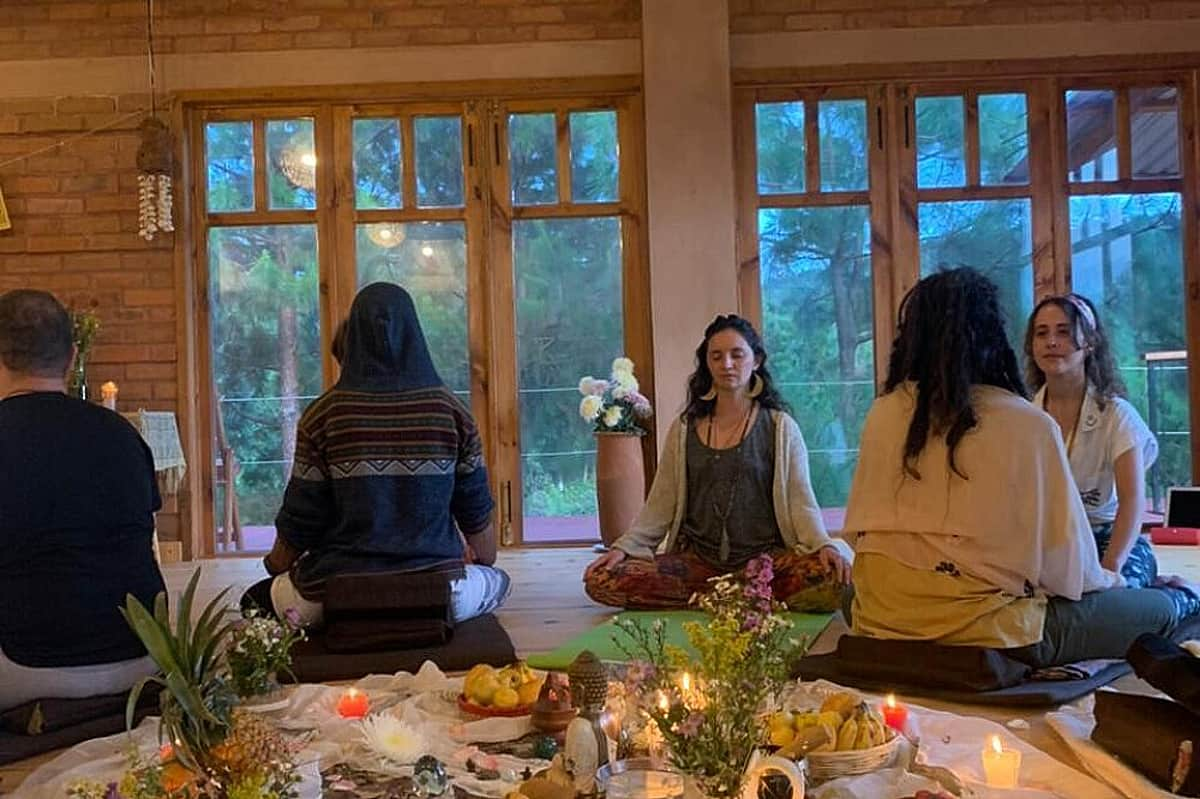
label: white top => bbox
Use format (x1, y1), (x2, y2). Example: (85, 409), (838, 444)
(1033, 387), (1158, 526)
(843, 383), (1122, 600)
(612, 410), (853, 562)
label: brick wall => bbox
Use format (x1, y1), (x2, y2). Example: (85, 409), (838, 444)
(0, 1), (639, 550)
(0, 0), (642, 61)
(0, 92), (182, 537)
(731, 0), (1199, 33)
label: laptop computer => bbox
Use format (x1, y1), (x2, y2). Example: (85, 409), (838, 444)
(1150, 487), (1200, 545)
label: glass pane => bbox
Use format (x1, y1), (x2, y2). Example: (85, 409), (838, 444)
(1066, 90), (1116, 182)
(759, 206), (873, 507)
(819, 100), (868, 192)
(208, 225), (322, 553)
(205, 121), (254, 213)
(756, 101), (805, 194)
(916, 96), (965, 188)
(514, 217), (623, 543)
(414, 116), (464, 208)
(353, 118), (402, 210)
(918, 199), (1033, 345)
(355, 222), (470, 397)
(509, 113), (558, 206)
(1132, 87), (1181, 179)
(266, 119), (316, 210)
(1069, 193), (1188, 510)
(979, 93), (1029, 185)
(570, 111), (619, 203)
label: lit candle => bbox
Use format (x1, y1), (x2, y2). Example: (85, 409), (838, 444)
(981, 735), (1021, 788)
(100, 381), (118, 410)
(880, 693), (908, 733)
(336, 687), (370, 719)
(656, 689), (670, 714)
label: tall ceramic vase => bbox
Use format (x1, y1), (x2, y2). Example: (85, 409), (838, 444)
(595, 432), (645, 548)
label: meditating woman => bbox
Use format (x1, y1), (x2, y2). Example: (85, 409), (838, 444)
(584, 314), (852, 611)
(844, 268), (1184, 667)
(242, 283), (510, 626)
(1024, 294), (1199, 619)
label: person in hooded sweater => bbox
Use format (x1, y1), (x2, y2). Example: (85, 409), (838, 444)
(242, 283), (509, 627)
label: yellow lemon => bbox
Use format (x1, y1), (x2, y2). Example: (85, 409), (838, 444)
(493, 686), (520, 709)
(470, 674), (502, 705)
(768, 723), (795, 748)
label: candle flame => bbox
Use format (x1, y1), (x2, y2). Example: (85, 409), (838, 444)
(656, 690), (669, 713)
(886, 693), (896, 709)
(991, 735), (1003, 754)
(681, 672), (691, 692)
(347, 688), (359, 698)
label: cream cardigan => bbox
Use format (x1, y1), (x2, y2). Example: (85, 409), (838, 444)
(843, 384), (1122, 600)
(611, 410), (853, 562)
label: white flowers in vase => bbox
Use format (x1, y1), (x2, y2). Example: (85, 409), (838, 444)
(579, 357), (653, 434)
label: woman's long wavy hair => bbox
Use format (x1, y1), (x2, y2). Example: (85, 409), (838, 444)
(885, 268), (1027, 480)
(1023, 294), (1125, 411)
(684, 314), (790, 420)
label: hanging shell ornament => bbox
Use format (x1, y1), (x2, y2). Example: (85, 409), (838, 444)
(136, 117), (174, 241)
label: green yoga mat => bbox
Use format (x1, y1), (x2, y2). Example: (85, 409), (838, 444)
(526, 610), (834, 671)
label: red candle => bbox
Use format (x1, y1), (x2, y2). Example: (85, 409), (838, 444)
(336, 687), (370, 719)
(881, 693), (908, 733)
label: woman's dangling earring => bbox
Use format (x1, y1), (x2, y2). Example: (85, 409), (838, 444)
(700, 384), (718, 401)
(748, 373), (763, 399)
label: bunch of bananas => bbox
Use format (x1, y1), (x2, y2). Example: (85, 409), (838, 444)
(766, 691), (891, 758)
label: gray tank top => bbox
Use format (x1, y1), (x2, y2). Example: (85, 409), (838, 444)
(680, 409), (782, 568)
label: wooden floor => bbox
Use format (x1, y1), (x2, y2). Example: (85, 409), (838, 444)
(3, 545), (1199, 795)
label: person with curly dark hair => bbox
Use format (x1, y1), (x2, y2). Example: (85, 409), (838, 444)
(583, 314), (851, 611)
(1025, 294), (1198, 617)
(843, 268), (1183, 668)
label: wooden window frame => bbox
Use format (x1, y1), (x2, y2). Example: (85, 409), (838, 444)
(735, 64), (1200, 493)
(181, 83), (650, 558)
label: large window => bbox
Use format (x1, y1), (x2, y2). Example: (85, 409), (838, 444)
(738, 75), (1198, 512)
(191, 93), (648, 554)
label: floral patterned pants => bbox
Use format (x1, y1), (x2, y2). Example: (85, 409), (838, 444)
(584, 548), (842, 612)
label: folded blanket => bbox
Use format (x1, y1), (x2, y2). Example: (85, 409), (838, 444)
(322, 568), (458, 653)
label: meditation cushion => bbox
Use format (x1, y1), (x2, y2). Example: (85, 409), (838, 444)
(322, 568), (458, 653)
(0, 685), (161, 766)
(795, 635), (1131, 707)
(288, 613), (516, 683)
(826, 635), (1031, 692)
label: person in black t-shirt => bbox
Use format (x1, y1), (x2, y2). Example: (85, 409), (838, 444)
(0, 289), (165, 711)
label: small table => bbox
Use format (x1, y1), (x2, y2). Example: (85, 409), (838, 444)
(123, 410), (187, 564)
(122, 410), (187, 496)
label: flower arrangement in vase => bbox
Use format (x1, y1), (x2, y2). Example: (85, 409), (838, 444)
(67, 570), (305, 799)
(578, 357), (652, 435)
(614, 555), (805, 799)
(68, 307), (101, 400)
(227, 606), (305, 701)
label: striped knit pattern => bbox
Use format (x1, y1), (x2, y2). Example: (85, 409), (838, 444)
(291, 387), (484, 482)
